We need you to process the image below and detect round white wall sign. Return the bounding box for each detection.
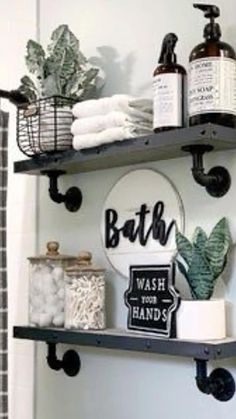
[101,169,185,278]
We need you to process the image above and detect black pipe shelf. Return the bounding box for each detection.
[13,326,236,361]
[13,124,236,399]
[14,123,236,175]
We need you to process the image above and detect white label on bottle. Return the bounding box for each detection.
[188,57,236,116]
[153,73,182,129]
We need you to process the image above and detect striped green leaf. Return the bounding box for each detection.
[193,227,208,254]
[175,218,231,300]
[187,249,214,300]
[205,217,231,279]
[176,230,193,266]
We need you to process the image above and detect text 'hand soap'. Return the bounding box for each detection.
[188,3,236,127]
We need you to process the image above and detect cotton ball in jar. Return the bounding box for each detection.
[30,294,45,310]
[45,294,58,306]
[52,313,64,327]
[39,313,53,327]
[31,263,42,274]
[52,266,64,283]
[31,272,44,294]
[57,287,65,300]
[29,312,40,326]
[45,294,59,317]
[40,264,52,277]
[47,305,58,317]
[42,274,57,295]
[56,299,64,312]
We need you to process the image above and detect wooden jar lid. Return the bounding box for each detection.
[28,241,77,262]
[66,251,105,275]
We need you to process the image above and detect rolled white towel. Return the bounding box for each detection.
[72,94,130,118]
[129,98,153,114]
[71,111,153,136]
[72,94,153,118]
[73,125,152,150]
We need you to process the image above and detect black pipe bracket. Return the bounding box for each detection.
[182,144,231,197]
[195,359,235,402]
[41,170,82,212]
[47,342,81,377]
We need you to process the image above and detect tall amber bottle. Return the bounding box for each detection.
[153,33,186,132]
[189,4,236,127]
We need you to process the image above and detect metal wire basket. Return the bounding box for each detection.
[16,96,75,157]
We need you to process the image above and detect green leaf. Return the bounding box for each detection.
[20,75,37,91]
[64,70,84,96]
[176,259,188,278]
[193,227,208,254]
[68,68,100,100]
[48,24,80,57]
[76,49,88,66]
[22,24,102,99]
[175,230,193,266]
[47,25,79,79]
[188,248,215,300]
[205,217,231,279]
[77,83,98,101]
[41,74,61,97]
[83,67,99,84]
[175,218,231,300]
[18,75,38,102]
[25,40,45,77]
[45,26,82,97]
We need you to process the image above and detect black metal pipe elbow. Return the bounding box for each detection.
[41,170,83,212]
[182,144,231,197]
[195,359,235,401]
[47,343,62,371]
[196,377,212,395]
[191,167,217,188]
[46,343,81,377]
[48,175,65,204]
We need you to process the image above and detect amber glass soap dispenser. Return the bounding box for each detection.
[153,33,186,132]
[189,4,236,127]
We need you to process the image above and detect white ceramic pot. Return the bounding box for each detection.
[177,299,226,340]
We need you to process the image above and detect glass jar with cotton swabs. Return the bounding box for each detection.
[28,241,77,328]
[64,251,106,330]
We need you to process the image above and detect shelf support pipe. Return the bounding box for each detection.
[182,144,231,197]
[41,170,82,212]
[46,343,81,377]
[195,359,235,401]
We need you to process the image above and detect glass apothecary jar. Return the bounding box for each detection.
[65,251,106,330]
[28,241,77,328]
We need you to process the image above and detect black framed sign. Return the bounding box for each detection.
[124,264,180,338]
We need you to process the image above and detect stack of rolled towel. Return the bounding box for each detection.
[71,94,153,150]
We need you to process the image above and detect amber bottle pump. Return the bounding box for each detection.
[153,33,186,132]
[189,4,236,127]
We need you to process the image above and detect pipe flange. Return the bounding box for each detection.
[65,187,82,212]
[209,368,235,402]
[205,166,231,198]
[62,350,81,377]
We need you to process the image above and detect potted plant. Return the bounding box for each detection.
[175,217,231,340]
[16,24,103,156]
